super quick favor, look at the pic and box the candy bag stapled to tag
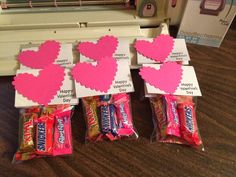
[13,105,74,163]
[82,93,138,142]
[150,95,204,150]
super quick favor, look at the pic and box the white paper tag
[137,39,190,65]
[144,64,202,96]
[20,43,74,70]
[79,38,131,65]
[15,69,78,108]
[144,84,156,98]
[74,60,134,98]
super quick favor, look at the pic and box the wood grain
[0,29,236,177]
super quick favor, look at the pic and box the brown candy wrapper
[19,112,36,152]
[82,97,101,141]
[13,108,40,163]
[150,96,167,140]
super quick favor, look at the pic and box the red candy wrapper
[53,109,73,156]
[178,102,203,148]
[36,115,54,155]
[163,95,181,138]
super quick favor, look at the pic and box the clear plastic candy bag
[150,95,204,150]
[82,93,138,142]
[13,105,74,163]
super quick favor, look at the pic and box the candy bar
[13,108,40,162]
[53,110,73,156]
[100,105,111,134]
[109,104,118,136]
[82,97,100,141]
[19,112,36,152]
[99,95,116,141]
[163,95,181,137]
[178,102,203,147]
[149,96,167,140]
[36,115,54,155]
[113,93,136,137]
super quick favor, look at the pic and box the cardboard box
[177,0,236,47]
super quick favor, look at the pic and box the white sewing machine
[0,0,187,75]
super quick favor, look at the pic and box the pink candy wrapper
[53,109,73,156]
[164,95,181,137]
[113,94,137,137]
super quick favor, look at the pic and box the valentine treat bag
[73,35,138,142]
[82,94,138,142]
[12,40,78,162]
[135,34,204,150]
[13,105,75,162]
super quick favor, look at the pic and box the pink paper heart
[72,57,118,92]
[139,62,183,94]
[18,40,61,69]
[77,35,118,61]
[13,64,65,105]
[135,34,174,62]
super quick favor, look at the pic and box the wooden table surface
[0,29,236,177]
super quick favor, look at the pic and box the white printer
[0,0,187,75]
